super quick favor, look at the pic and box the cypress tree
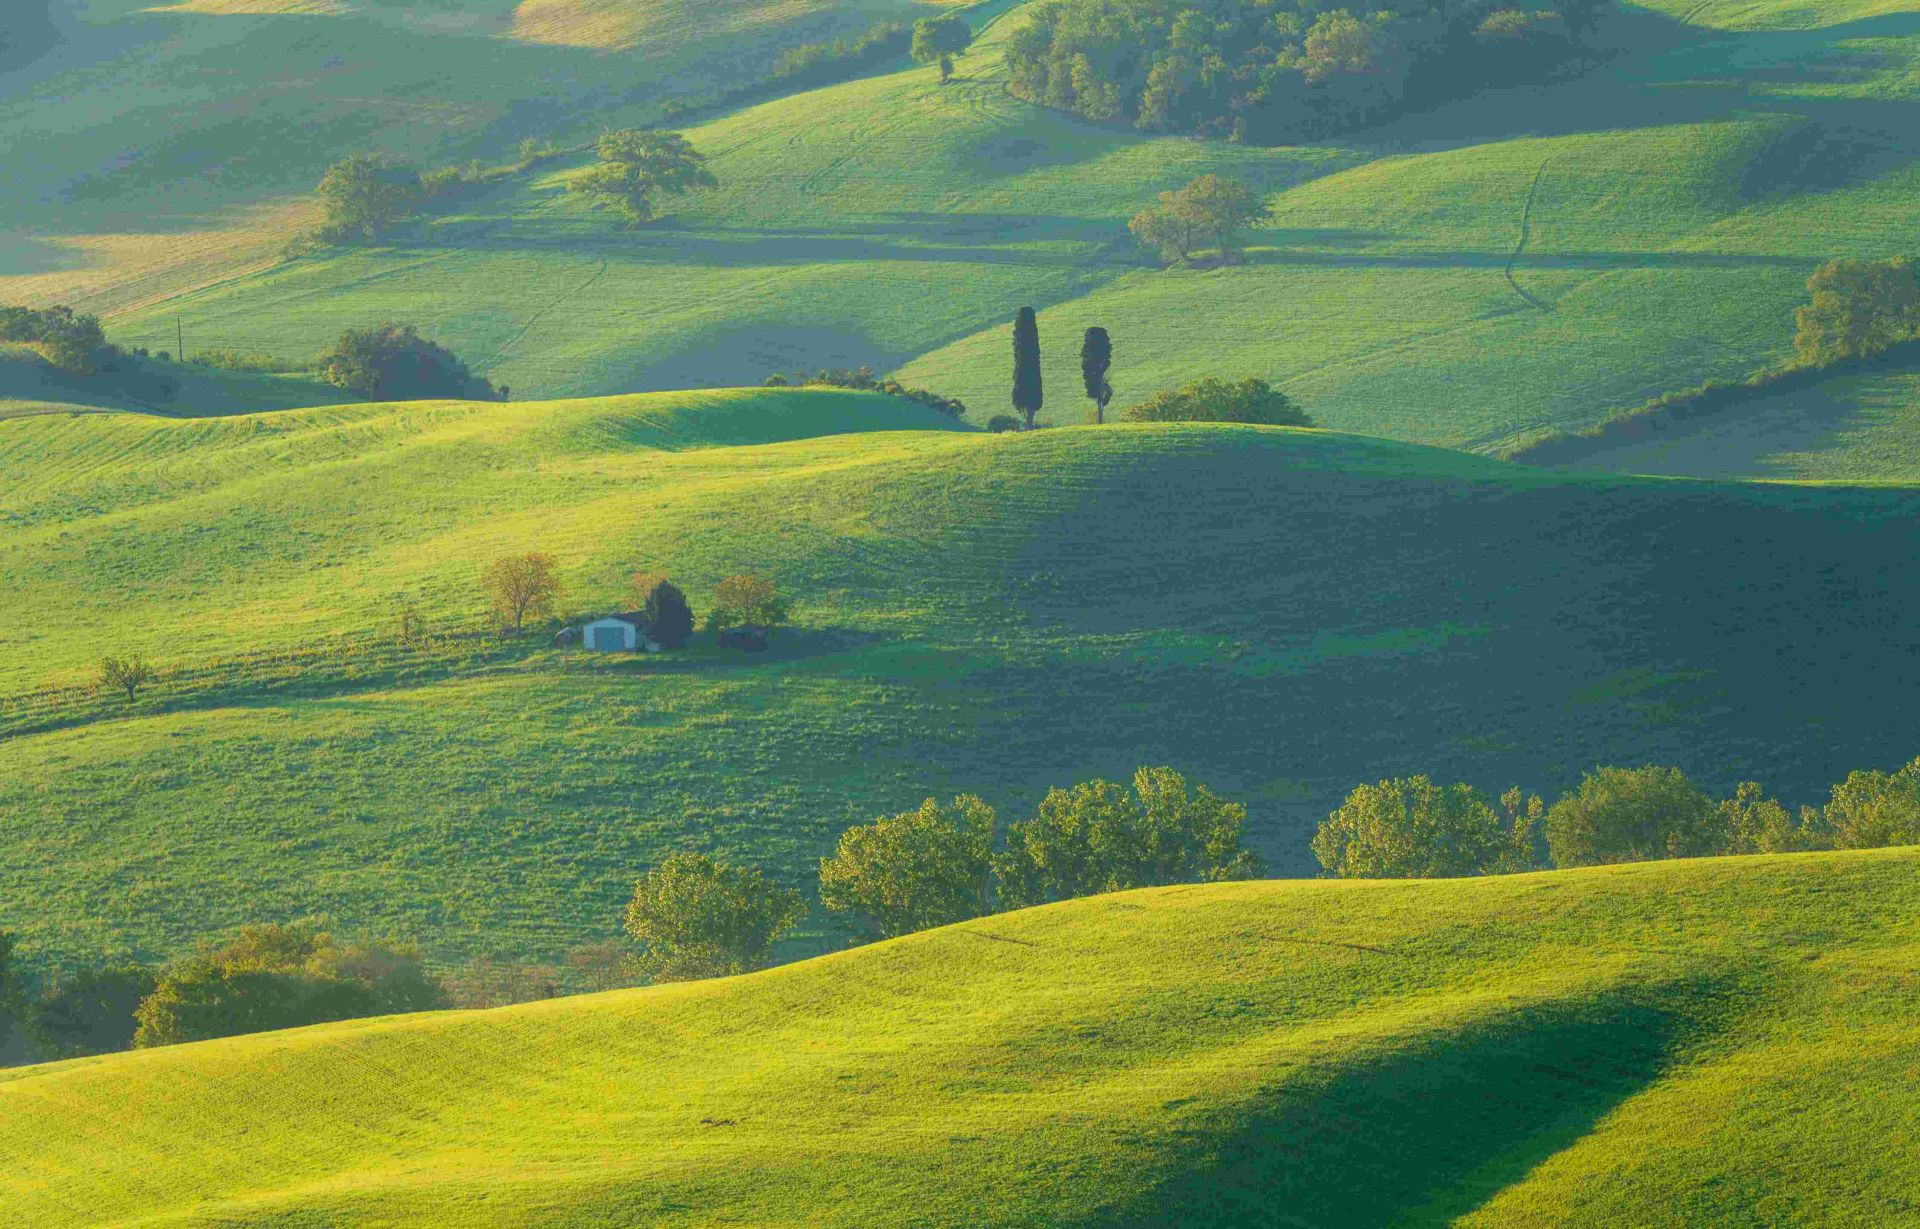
[1080,326,1112,423]
[1012,306,1042,430]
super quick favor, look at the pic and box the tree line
[1003,0,1611,142]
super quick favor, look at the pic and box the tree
[1080,326,1113,423]
[635,574,695,649]
[820,796,996,940]
[1122,376,1312,425]
[708,574,790,632]
[482,552,564,635]
[1012,306,1043,429]
[911,15,974,82]
[1793,256,1920,365]
[995,767,1261,909]
[569,129,718,226]
[98,654,153,702]
[26,963,156,1059]
[0,304,107,374]
[1311,776,1538,878]
[317,323,497,401]
[1816,757,1920,850]
[623,852,806,982]
[316,154,423,241]
[1544,765,1720,868]
[1128,191,1203,264]
[1179,174,1266,263]
[133,923,444,1048]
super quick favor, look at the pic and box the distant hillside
[4,849,1918,1226]
[6,388,1920,966]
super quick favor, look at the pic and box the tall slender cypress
[1080,326,1112,424]
[1012,306,1042,430]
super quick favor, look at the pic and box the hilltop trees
[0,304,107,374]
[483,552,564,635]
[1794,256,1920,364]
[317,324,498,400]
[1544,765,1720,867]
[316,154,424,241]
[1123,377,1311,425]
[820,796,996,940]
[1313,777,1540,878]
[1130,175,1265,265]
[1080,327,1113,423]
[1012,306,1043,429]
[623,852,806,982]
[911,15,974,82]
[1816,757,1920,849]
[571,129,717,226]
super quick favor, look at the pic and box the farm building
[579,613,653,652]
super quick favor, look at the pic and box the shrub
[0,304,106,374]
[1123,376,1312,425]
[1816,758,1920,849]
[1313,777,1540,878]
[317,323,498,401]
[482,553,564,636]
[623,852,806,982]
[820,796,996,940]
[995,766,1260,908]
[988,414,1021,433]
[709,574,790,632]
[1545,765,1720,867]
[133,923,444,1048]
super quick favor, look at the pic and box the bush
[1544,765,1720,867]
[709,574,790,633]
[623,852,806,982]
[774,19,909,82]
[772,366,966,416]
[995,767,1260,908]
[988,414,1021,433]
[133,923,444,1048]
[1815,758,1920,849]
[1123,376,1313,425]
[26,963,156,1059]
[820,796,996,940]
[0,304,107,374]
[1313,777,1539,878]
[317,323,498,401]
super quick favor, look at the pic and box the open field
[25,0,1902,459]
[4,848,1918,1225]
[7,388,1920,966]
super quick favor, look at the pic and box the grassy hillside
[64,0,1920,458]
[7,388,1920,966]
[4,849,1918,1226]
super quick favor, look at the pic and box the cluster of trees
[1004,0,1609,141]
[1129,174,1267,265]
[1000,310,1121,429]
[314,140,561,243]
[773,19,909,82]
[570,129,717,226]
[480,554,789,646]
[317,323,501,401]
[764,365,966,416]
[0,304,107,374]
[1794,255,1920,365]
[1123,375,1312,424]
[1314,758,1920,879]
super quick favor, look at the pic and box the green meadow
[5,848,1917,1225]
[7,388,1920,967]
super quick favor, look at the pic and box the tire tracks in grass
[475,257,610,372]
[1505,157,1554,313]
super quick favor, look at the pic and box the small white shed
[582,615,640,652]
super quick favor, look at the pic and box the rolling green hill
[52,0,1919,461]
[4,848,1918,1226]
[6,387,1920,968]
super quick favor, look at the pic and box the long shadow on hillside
[1091,979,1728,1227]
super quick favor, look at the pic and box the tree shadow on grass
[1093,978,1729,1228]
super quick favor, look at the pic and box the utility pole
[176,315,184,360]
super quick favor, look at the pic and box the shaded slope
[3,850,1917,1226]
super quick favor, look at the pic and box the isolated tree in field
[1544,765,1720,868]
[316,154,423,240]
[1080,326,1113,423]
[623,851,806,982]
[483,552,564,635]
[1312,776,1539,878]
[570,129,717,226]
[995,766,1260,909]
[97,654,153,702]
[820,795,996,940]
[708,573,790,632]
[1182,174,1266,263]
[1128,190,1203,265]
[634,573,695,648]
[1011,306,1043,429]
[911,15,973,82]
[317,323,497,400]
[1793,256,1920,364]
[133,924,444,1048]
[1123,376,1312,425]
[26,963,156,1059]
[1814,757,1920,849]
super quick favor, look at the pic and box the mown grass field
[4,848,1917,1226]
[49,0,1915,458]
[7,388,1920,967]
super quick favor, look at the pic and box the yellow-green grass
[9,387,1920,967]
[85,0,1920,461]
[4,848,1918,1226]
